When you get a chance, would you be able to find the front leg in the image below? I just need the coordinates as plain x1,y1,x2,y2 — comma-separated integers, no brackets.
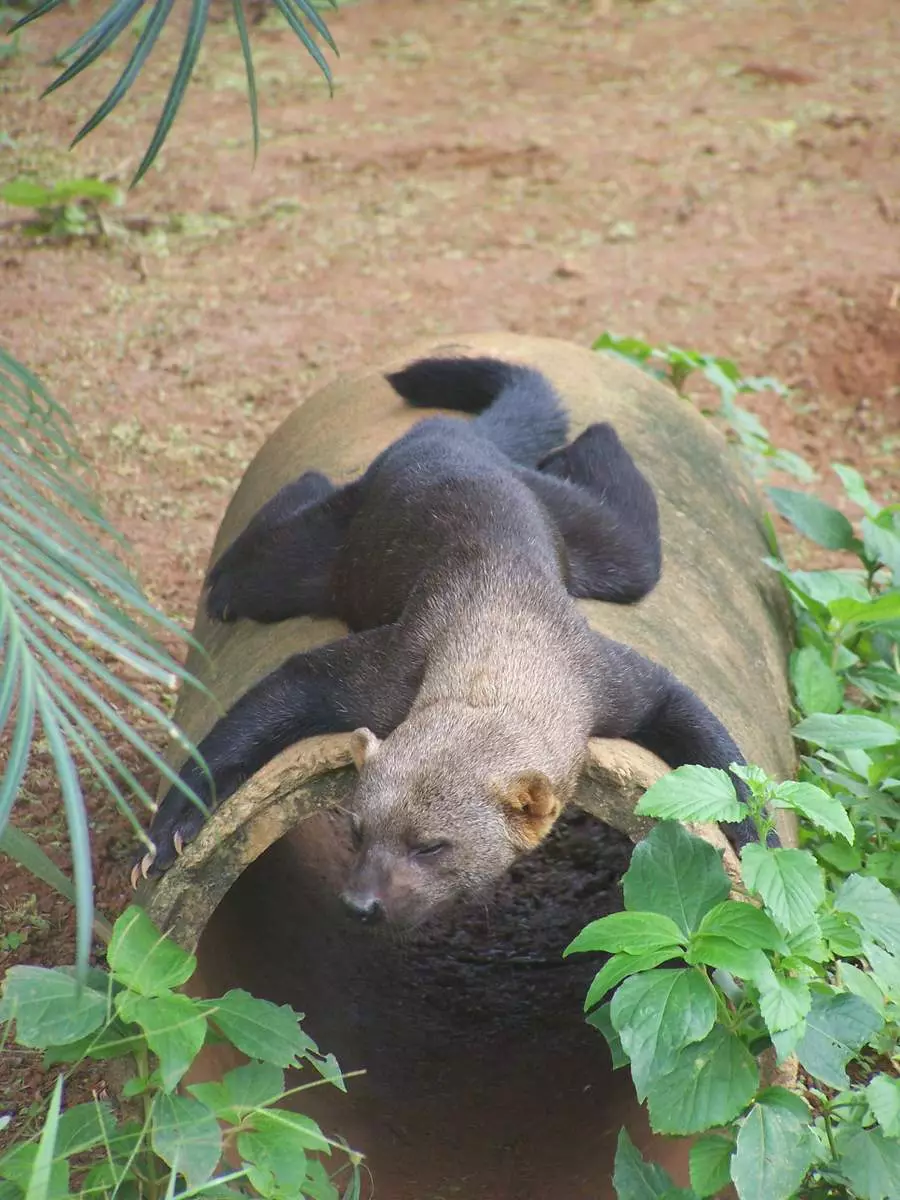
586,635,769,850
140,624,424,877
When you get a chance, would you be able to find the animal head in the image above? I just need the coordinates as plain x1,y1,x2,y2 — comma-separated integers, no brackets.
340,707,564,928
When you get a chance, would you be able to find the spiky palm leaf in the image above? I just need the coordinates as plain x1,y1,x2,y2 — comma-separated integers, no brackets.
10,0,338,186
0,347,206,972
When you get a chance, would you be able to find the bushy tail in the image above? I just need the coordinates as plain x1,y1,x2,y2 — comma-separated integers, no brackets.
385,356,569,466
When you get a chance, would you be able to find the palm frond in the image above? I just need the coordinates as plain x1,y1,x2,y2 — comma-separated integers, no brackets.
12,0,339,185
0,348,210,977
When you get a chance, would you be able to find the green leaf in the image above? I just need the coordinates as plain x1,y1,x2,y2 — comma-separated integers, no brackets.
611,969,717,1102
790,646,843,716
585,1002,629,1069
686,938,769,981
203,989,316,1067
693,900,787,951
635,766,744,824
565,911,686,957
689,1133,734,1198
646,1025,759,1136
623,821,732,938
107,906,196,996
815,838,862,875
740,845,825,934
583,948,683,1010
833,1124,900,1200
238,1109,331,1195
756,964,812,1034
862,517,900,576
756,1086,811,1120
833,463,880,518
866,1073,900,1137
115,991,206,1091
767,487,856,550
771,781,854,843
188,1062,285,1123
731,1101,818,1200
795,992,883,1088
54,1101,117,1156
835,874,900,956
151,1094,222,1189
793,713,900,751
784,919,829,963
0,181,53,208
0,966,107,1047
612,1128,675,1200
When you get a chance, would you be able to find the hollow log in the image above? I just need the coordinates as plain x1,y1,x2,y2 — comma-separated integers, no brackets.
144,333,796,1199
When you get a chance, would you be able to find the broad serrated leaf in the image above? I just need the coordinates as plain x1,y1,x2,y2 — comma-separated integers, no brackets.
635,765,744,824
793,713,900,751
237,1109,330,1196
767,488,856,550
203,989,315,1067
772,781,854,842
612,1128,675,1200
565,911,686,958
188,1062,285,1122
583,948,682,1011
790,646,843,716
833,463,880,517
107,906,196,996
585,1002,629,1069
646,1026,758,1136
611,969,717,1101
834,874,900,957
862,516,900,576
833,1124,900,1200
756,964,812,1034
115,991,206,1091
686,937,769,981
731,1101,817,1200
795,992,883,1088
866,1073,900,1137
740,845,825,933
151,1094,222,1189
694,900,787,951
0,966,107,1048
689,1133,734,1198
623,821,731,938
54,1101,117,1156
837,962,886,1011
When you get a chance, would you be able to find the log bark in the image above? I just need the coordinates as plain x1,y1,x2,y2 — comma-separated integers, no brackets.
143,333,797,1199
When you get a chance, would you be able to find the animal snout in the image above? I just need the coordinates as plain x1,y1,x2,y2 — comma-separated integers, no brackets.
341,890,385,924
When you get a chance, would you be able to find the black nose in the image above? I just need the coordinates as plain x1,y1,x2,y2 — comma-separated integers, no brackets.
341,892,384,924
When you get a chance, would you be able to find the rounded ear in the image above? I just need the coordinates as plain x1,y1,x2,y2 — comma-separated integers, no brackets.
497,771,562,849
350,727,382,772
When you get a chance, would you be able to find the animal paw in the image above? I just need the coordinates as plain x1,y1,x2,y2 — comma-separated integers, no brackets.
131,788,211,886
205,563,241,622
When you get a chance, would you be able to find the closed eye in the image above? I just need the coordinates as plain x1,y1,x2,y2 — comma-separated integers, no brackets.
411,840,451,858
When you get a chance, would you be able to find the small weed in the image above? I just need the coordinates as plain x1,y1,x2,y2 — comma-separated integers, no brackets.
0,177,124,241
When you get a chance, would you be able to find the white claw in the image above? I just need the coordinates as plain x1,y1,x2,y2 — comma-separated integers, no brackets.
140,852,155,880
130,863,142,891
173,831,184,856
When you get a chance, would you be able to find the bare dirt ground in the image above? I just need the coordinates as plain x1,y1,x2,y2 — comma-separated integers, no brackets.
1,0,898,1183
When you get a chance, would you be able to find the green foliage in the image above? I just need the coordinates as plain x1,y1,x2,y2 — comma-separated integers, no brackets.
0,177,123,239
593,332,814,484
0,347,208,975
585,335,899,1200
10,0,339,185
0,907,362,1198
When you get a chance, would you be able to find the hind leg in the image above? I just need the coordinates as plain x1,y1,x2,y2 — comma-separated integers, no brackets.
205,471,360,624
522,424,661,603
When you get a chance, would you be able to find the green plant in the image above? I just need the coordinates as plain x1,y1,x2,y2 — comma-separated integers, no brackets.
594,332,815,484
0,347,208,974
577,338,899,1199
9,0,339,186
0,177,124,238
0,905,363,1197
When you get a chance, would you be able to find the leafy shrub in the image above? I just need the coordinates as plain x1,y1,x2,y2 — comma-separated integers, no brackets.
0,906,363,1198
583,338,900,1200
